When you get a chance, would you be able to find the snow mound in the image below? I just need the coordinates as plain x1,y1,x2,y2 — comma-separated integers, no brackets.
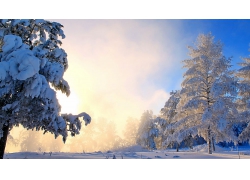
113,145,150,152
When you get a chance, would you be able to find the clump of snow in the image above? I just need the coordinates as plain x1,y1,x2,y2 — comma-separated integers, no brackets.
24,74,46,98
0,61,9,80
8,49,40,80
2,35,22,52
43,62,64,85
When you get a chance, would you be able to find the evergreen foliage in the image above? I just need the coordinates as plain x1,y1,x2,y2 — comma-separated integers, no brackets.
0,19,91,158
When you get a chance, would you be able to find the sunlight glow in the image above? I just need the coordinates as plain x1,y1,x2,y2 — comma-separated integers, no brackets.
57,90,80,115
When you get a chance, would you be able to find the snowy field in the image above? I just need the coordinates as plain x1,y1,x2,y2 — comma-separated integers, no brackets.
3,144,250,159
3,144,250,180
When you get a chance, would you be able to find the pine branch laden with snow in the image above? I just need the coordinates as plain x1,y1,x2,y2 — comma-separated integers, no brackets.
0,19,91,143
167,33,239,153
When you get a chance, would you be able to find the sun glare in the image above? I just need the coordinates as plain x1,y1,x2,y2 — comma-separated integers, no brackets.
57,90,80,115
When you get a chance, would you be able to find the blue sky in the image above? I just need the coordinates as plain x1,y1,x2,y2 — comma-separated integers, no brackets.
160,19,250,91
134,20,250,95
179,19,250,64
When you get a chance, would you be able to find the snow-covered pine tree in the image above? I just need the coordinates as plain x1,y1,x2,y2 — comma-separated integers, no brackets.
236,50,250,142
136,110,158,150
0,19,91,158
157,90,180,149
160,90,182,150
170,33,238,154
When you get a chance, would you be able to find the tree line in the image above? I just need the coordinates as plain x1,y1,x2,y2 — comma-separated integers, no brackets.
5,116,139,153
136,33,250,154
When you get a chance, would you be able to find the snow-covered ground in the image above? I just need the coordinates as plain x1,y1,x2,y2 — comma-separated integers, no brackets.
2,144,249,180
4,144,250,159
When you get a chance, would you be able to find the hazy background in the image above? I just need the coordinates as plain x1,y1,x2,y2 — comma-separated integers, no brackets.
55,20,188,130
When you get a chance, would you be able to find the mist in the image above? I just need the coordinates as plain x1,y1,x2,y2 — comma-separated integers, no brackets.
57,20,185,130
6,20,190,153
5,117,139,153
